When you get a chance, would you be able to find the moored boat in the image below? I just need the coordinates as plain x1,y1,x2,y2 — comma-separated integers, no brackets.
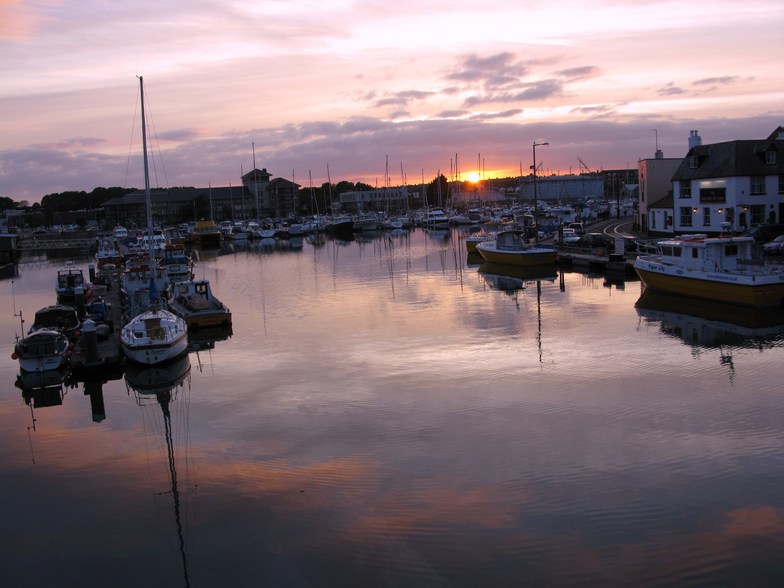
119,76,189,366
55,261,87,304
13,328,70,373
475,229,557,267
167,279,231,329
633,234,784,308
191,220,222,248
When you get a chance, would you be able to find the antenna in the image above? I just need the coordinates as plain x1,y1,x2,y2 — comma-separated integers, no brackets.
650,129,659,151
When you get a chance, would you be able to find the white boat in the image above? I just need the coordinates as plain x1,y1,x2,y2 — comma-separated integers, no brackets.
14,328,70,373
168,279,232,329
159,244,193,286
226,224,249,240
352,214,380,232
120,76,188,366
55,261,87,304
95,240,123,268
421,209,450,230
475,229,557,267
634,234,784,308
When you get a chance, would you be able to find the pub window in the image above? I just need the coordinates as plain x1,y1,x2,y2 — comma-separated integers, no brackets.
750,175,766,195
679,180,691,198
766,150,777,165
680,207,693,227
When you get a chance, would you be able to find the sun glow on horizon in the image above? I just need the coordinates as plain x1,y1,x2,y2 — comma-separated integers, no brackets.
465,171,481,183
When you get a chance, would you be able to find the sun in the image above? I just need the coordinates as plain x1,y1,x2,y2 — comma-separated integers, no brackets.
465,171,481,183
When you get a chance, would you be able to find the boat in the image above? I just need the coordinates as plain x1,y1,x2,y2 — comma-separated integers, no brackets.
167,279,232,329
190,219,222,248
226,223,249,240
95,240,123,268
326,215,354,236
475,229,557,267
119,76,188,366
55,261,88,304
633,234,784,308
466,232,493,254
30,304,81,340
159,243,193,286
13,328,70,373
421,209,450,230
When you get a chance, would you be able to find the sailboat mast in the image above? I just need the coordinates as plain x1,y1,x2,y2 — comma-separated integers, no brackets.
139,76,154,237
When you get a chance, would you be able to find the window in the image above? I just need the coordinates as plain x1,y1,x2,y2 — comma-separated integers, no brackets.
689,155,698,169
724,244,739,256
703,208,710,226
680,207,693,227
679,180,691,198
691,248,699,259
651,213,656,229
766,150,777,165
750,176,766,195
750,204,764,225
778,175,784,194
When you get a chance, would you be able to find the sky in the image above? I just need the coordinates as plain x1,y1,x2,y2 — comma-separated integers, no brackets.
1,0,783,202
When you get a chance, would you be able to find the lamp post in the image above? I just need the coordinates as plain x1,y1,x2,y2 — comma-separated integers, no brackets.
532,141,549,239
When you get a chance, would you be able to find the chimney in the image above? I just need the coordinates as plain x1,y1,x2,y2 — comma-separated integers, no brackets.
689,130,702,150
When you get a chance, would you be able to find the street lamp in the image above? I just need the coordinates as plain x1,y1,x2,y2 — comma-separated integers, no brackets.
532,141,549,239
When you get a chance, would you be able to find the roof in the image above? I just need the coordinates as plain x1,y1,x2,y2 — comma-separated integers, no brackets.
672,126,784,181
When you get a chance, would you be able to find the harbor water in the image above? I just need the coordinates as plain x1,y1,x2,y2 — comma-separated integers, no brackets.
2,228,784,587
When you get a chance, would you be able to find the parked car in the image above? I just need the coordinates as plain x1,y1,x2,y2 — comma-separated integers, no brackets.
567,222,586,235
554,228,581,245
743,224,784,243
762,234,784,254
579,232,612,249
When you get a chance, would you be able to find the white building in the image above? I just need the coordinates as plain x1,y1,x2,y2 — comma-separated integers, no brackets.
670,127,784,234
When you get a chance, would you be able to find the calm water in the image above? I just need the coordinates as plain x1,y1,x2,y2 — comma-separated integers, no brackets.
3,228,784,587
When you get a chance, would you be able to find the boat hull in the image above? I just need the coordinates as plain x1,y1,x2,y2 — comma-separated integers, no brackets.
634,259,784,308
476,244,557,267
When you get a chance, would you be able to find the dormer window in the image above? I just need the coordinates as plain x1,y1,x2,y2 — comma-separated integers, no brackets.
766,150,777,165
689,155,698,169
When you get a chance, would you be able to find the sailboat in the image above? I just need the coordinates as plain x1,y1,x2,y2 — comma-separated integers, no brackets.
120,76,188,366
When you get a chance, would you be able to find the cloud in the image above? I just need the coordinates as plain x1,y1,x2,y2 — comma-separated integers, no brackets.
463,79,563,107
556,66,601,81
657,82,686,96
692,76,740,87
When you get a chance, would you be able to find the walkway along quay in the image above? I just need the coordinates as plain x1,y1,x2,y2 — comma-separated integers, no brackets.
555,248,638,276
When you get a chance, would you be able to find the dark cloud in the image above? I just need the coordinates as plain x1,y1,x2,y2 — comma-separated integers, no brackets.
463,79,563,107
373,90,435,108
556,66,601,81
657,82,686,96
446,52,528,85
692,76,740,87
5,113,783,201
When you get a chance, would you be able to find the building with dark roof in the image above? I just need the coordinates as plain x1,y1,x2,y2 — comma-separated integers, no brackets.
101,168,299,228
670,127,784,234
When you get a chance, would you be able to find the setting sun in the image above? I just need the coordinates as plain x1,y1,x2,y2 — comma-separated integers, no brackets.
465,172,481,183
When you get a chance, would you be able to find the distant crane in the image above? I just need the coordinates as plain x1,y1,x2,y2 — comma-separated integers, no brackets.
577,158,593,174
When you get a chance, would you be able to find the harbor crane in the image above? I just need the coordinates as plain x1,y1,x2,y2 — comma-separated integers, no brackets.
577,158,593,174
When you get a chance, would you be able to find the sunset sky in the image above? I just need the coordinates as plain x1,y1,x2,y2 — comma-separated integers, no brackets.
2,0,783,202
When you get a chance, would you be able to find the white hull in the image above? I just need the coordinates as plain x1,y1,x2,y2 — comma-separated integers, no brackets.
121,308,189,365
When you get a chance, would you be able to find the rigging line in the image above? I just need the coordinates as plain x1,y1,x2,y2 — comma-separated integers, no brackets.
141,82,170,190
124,83,141,189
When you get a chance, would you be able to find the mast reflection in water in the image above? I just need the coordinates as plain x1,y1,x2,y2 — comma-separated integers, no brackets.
125,355,192,588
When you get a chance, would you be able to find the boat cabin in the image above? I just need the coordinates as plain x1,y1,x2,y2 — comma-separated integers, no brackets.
494,230,528,251
657,235,755,272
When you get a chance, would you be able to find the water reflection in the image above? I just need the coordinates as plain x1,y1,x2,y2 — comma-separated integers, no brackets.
125,354,193,588
636,289,784,347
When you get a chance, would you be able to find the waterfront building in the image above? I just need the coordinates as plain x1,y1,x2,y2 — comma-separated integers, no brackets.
670,127,784,235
